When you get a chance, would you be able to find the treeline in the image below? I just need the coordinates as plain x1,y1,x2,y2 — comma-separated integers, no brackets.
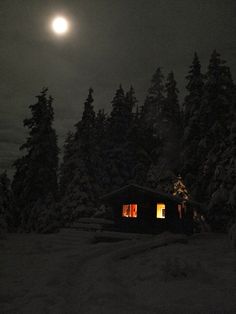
0,50,235,233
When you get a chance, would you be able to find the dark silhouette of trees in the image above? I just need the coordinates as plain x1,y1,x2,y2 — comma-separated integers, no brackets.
0,171,16,232
182,52,204,189
59,88,97,222
12,88,59,232
8,50,236,232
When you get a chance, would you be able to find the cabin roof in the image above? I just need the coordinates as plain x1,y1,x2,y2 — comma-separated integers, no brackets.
101,183,183,204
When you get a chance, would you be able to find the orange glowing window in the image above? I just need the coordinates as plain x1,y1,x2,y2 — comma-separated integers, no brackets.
122,204,137,218
156,203,165,219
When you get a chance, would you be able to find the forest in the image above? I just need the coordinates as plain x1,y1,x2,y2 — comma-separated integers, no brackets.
0,50,235,233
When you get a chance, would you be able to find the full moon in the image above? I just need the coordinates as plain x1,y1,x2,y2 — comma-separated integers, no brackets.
52,17,69,35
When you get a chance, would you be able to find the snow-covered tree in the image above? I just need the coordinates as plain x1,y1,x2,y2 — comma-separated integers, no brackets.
185,50,236,230
142,67,165,129
182,53,204,188
173,175,189,200
0,171,18,232
59,88,97,222
12,88,59,231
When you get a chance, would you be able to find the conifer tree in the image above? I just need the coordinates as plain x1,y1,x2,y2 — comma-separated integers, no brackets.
12,88,59,231
173,175,189,200
149,71,181,190
146,71,181,191
108,85,130,144
182,53,204,188
190,51,235,230
194,51,234,201
0,172,14,232
203,50,233,129
142,67,165,126
60,88,97,222
59,131,75,198
75,87,96,155
103,85,134,189
93,109,110,194
124,89,152,185
184,53,204,125
125,86,137,123
164,71,181,128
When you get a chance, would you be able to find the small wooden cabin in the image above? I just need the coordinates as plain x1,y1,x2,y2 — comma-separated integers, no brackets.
101,184,195,234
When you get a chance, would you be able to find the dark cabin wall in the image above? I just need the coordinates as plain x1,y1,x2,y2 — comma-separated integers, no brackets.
104,185,193,233
104,187,194,234
110,197,183,234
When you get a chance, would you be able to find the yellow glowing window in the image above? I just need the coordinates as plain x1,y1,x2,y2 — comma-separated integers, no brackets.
122,204,137,218
156,203,165,219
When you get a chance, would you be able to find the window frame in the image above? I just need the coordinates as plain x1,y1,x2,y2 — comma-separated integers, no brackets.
156,203,166,219
122,204,138,218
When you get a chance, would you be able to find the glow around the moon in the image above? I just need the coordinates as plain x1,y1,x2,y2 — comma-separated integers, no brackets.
52,17,69,35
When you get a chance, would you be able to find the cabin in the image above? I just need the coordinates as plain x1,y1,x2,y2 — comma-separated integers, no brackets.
101,184,198,234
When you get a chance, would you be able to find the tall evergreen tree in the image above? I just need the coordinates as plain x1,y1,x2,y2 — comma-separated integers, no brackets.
124,89,152,185
75,87,96,155
142,67,165,126
0,171,15,232
161,71,181,172
182,53,204,188
164,71,181,128
191,51,235,230
108,85,131,144
59,131,75,198
146,71,181,191
184,53,204,126
125,86,137,122
203,50,233,129
127,105,150,185
173,175,189,200
12,88,59,231
102,85,135,189
60,88,97,222
194,51,234,200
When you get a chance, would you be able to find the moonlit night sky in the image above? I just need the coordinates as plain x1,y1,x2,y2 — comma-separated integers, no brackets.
1,0,236,175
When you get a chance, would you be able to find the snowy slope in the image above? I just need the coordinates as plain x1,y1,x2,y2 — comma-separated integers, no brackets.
0,230,236,314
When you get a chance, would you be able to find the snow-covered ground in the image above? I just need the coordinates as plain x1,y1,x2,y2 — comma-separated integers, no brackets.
0,229,236,314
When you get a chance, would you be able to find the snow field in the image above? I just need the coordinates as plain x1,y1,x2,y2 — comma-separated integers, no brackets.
0,230,236,313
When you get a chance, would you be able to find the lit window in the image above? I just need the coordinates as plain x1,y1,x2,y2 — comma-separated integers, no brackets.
122,204,137,218
156,203,165,219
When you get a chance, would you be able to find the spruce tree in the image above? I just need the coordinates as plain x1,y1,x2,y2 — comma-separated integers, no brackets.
103,85,135,189
165,71,181,161
0,172,14,232
164,71,181,128
59,131,75,198
60,88,97,222
142,67,165,126
75,87,96,155
203,50,233,129
182,53,204,188
173,175,189,200
184,53,204,125
108,85,130,144
149,71,181,191
195,51,234,199
12,88,59,231
93,109,110,195
124,89,151,185
125,86,137,123
193,51,235,230
128,107,149,185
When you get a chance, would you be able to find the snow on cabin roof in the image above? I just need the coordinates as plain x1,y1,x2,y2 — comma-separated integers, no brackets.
101,183,183,204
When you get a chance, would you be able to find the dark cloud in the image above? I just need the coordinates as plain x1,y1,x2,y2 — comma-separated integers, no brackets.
1,0,236,175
